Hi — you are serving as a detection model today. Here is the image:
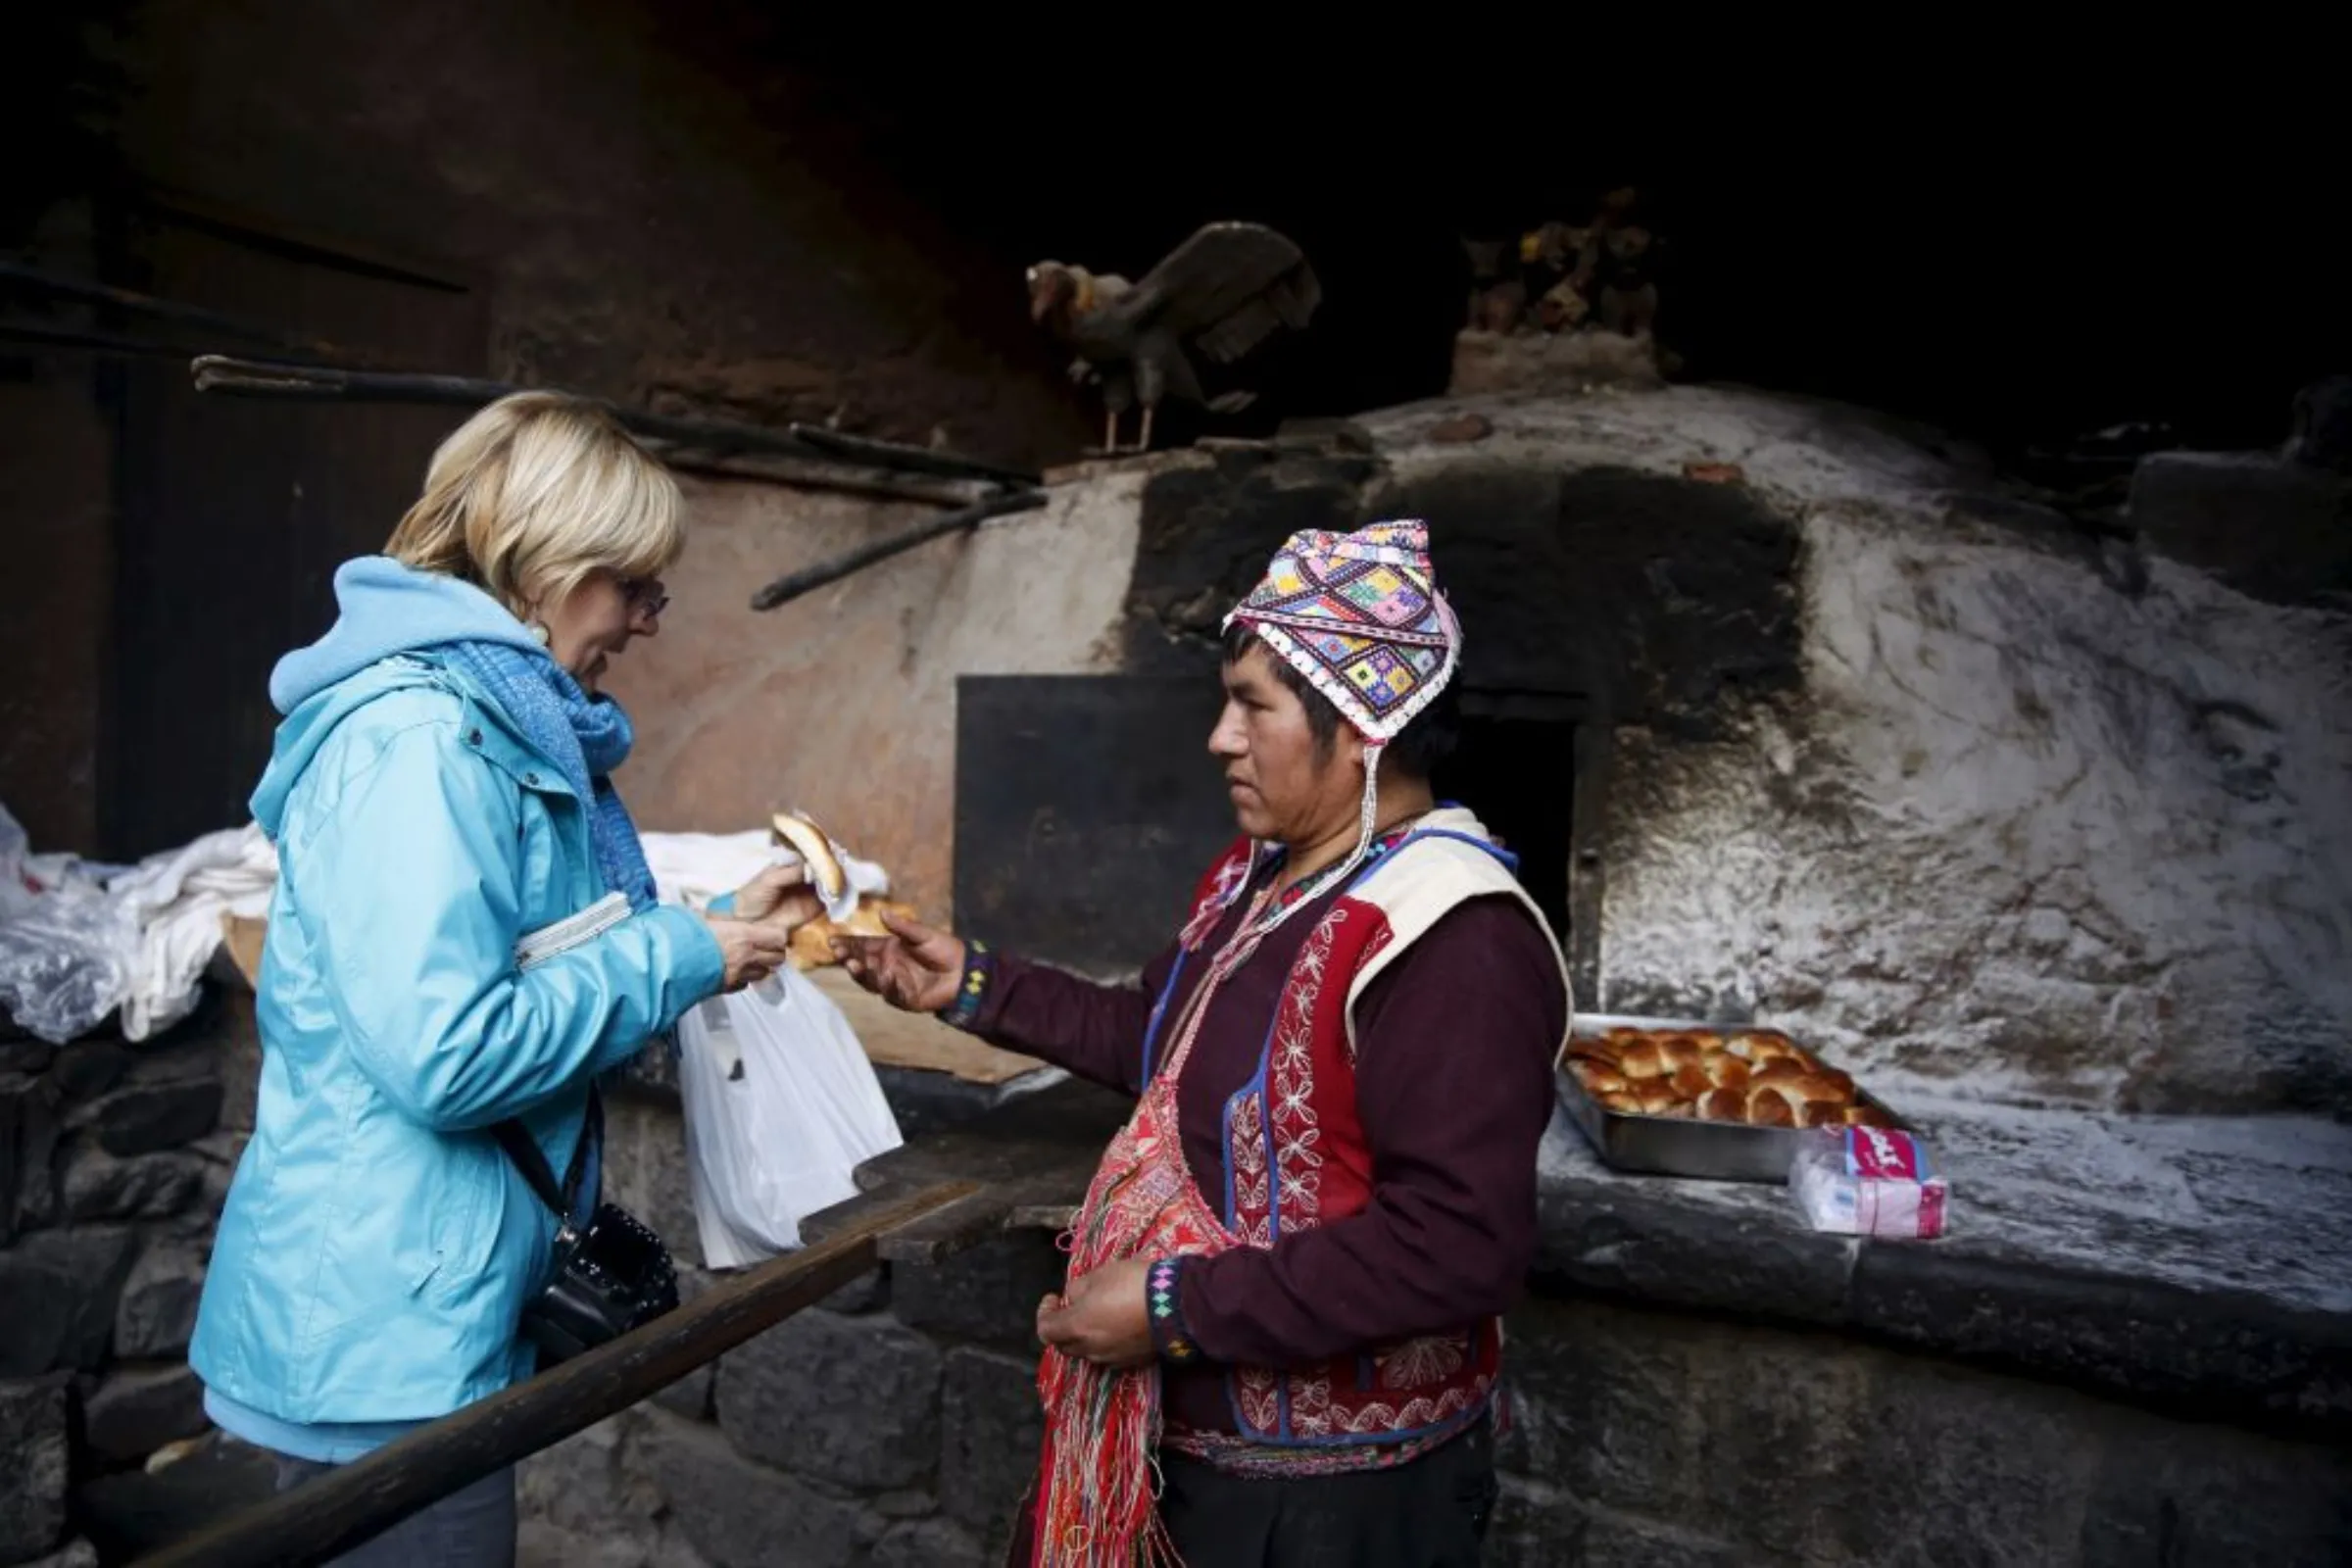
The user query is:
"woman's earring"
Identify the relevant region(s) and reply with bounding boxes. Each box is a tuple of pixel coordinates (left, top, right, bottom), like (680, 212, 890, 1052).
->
(529, 621, 552, 647)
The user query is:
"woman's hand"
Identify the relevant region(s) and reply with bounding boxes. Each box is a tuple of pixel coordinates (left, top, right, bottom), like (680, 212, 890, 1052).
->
(835, 908, 966, 1014)
(1036, 1256, 1154, 1368)
(727, 862, 823, 931)
(701, 914, 798, 993)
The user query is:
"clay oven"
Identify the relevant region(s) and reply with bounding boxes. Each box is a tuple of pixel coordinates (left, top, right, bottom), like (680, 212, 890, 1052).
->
(926, 384, 2351, 1120)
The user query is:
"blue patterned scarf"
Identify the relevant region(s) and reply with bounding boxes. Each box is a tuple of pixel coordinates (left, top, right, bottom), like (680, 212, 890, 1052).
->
(444, 641, 658, 913)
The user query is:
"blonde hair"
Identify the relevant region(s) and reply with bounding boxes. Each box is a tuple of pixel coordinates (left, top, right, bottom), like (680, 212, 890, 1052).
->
(384, 390, 684, 616)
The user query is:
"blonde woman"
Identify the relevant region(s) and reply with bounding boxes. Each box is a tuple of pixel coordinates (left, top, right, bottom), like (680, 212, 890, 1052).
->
(189, 392, 809, 1565)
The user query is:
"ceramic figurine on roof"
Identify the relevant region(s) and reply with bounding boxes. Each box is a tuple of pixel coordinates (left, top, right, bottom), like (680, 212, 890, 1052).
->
(1027, 220, 1322, 456)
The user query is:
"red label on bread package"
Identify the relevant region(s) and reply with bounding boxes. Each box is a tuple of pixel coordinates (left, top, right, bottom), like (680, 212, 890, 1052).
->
(1844, 1126, 1923, 1181)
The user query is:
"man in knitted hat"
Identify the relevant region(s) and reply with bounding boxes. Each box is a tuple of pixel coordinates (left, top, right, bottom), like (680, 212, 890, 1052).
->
(840, 519, 1572, 1566)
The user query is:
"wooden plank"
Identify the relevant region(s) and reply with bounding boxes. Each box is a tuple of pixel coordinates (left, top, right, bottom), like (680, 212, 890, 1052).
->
(128, 1181, 978, 1568)
(807, 967, 1048, 1086)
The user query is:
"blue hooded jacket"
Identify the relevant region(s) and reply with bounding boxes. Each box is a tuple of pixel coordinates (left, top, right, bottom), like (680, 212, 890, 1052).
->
(190, 558, 724, 1458)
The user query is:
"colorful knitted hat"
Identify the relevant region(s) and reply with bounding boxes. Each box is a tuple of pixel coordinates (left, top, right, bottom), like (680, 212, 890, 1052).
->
(1221, 518, 1462, 744)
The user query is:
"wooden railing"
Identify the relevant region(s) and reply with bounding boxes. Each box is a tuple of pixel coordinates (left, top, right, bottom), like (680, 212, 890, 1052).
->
(128, 1181, 979, 1568)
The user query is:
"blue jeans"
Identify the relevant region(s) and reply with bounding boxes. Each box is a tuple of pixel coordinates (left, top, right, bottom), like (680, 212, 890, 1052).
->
(271, 1453, 516, 1568)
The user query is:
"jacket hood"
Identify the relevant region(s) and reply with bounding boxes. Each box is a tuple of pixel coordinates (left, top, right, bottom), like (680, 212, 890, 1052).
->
(269, 556, 538, 714)
(251, 557, 541, 837)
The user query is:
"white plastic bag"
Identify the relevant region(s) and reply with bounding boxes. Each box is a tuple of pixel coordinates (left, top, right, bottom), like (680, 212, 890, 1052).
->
(677, 964, 904, 1267)
(0, 800, 140, 1044)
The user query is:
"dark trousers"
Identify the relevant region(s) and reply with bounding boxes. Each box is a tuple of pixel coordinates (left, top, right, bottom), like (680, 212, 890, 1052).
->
(1008, 1419, 1499, 1567)
(270, 1453, 516, 1568)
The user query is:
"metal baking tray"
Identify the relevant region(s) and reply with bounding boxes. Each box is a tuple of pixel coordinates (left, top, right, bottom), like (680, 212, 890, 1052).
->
(1553, 1012, 1911, 1183)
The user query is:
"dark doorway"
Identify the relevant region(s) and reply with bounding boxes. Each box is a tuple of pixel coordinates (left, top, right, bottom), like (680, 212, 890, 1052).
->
(1430, 694, 1579, 949)
(101, 198, 487, 858)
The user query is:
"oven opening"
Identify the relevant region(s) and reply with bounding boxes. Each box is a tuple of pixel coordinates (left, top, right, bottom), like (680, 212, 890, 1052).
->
(1429, 694, 1578, 951)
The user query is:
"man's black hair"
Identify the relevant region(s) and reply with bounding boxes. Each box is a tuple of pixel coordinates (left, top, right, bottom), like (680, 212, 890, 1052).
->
(1221, 622, 1460, 782)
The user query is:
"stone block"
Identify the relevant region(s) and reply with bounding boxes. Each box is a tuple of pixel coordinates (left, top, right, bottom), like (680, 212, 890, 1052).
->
(83, 1080, 222, 1157)
(1482, 1475, 1585, 1568)
(0, 1043, 55, 1077)
(1447, 326, 1668, 398)
(114, 1239, 206, 1360)
(818, 1265, 888, 1316)
(1845, 1241, 2352, 1430)
(2076, 1419, 2352, 1567)
(1489, 1478, 1765, 1568)
(1495, 1297, 1710, 1522)
(602, 1098, 703, 1271)
(716, 1307, 941, 1491)
(2127, 450, 2352, 607)
(21, 1540, 96, 1568)
(0, 1073, 29, 1245)
(938, 1346, 1040, 1541)
(649, 1271, 719, 1422)
(1806, 1355, 2095, 1566)
(872, 1518, 988, 1568)
(893, 1230, 1066, 1349)
(187, 1131, 247, 1222)
(1564, 1511, 1765, 1568)
(637, 1409, 884, 1568)
(211, 1007, 261, 1138)
(61, 1145, 203, 1223)
(8, 1074, 62, 1233)
(516, 1414, 668, 1549)
(0, 1376, 72, 1566)
(83, 1364, 207, 1466)
(40, 1043, 128, 1106)
(516, 1521, 647, 1568)
(1499, 1294, 1889, 1562)
(1531, 1174, 1855, 1327)
(0, 1227, 137, 1375)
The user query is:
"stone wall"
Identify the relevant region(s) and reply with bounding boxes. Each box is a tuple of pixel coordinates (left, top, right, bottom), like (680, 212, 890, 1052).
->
(1489, 1293, 2352, 1566)
(603, 468, 1146, 917)
(9, 1005, 2339, 1566)
(529, 1096, 2352, 1568)
(516, 1244, 1060, 1568)
(0, 993, 248, 1565)
(525, 1089, 1063, 1568)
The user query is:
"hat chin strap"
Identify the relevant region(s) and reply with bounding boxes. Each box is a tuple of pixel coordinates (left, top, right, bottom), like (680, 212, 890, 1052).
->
(1332, 738, 1388, 888)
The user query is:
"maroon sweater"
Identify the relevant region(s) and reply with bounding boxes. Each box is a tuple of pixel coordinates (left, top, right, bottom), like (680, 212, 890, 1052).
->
(964, 857, 1567, 1438)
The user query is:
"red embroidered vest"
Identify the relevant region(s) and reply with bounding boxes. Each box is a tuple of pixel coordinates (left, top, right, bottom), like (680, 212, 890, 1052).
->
(1160, 808, 1573, 1454)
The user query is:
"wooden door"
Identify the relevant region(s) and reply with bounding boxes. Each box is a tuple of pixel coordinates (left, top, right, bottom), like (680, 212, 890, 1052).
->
(103, 202, 488, 858)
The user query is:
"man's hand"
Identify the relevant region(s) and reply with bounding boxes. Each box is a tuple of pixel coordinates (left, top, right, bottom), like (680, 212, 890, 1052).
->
(835, 908, 966, 1015)
(727, 862, 822, 931)
(1036, 1255, 1153, 1368)
(699, 915, 798, 993)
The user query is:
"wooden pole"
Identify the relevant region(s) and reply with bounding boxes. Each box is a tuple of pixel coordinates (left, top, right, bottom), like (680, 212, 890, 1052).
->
(0, 318, 220, 361)
(129, 1181, 979, 1568)
(0, 260, 359, 361)
(749, 488, 1050, 611)
(188, 354, 1042, 490)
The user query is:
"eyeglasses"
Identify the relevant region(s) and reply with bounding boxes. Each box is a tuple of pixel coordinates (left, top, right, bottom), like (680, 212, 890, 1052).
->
(616, 576, 670, 620)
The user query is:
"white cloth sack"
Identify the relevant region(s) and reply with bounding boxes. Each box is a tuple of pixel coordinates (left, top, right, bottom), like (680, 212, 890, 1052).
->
(105, 822, 279, 1040)
(676, 965, 904, 1267)
(642, 828, 891, 915)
